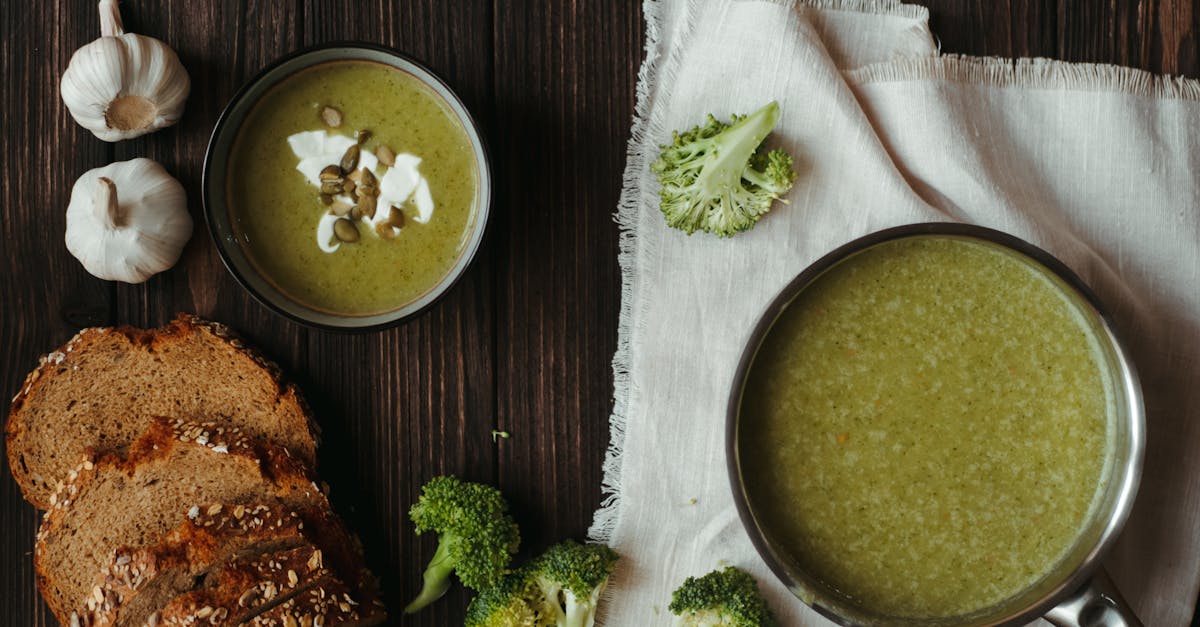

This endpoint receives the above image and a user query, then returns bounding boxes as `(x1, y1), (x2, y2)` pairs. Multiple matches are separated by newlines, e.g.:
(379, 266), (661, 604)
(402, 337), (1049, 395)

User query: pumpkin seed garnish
(333, 218), (359, 242)
(320, 180), (343, 195)
(356, 193), (375, 219)
(320, 106), (342, 128)
(377, 145), (396, 167)
(359, 168), (377, 190)
(330, 201), (352, 216)
(387, 206), (404, 228)
(375, 222), (397, 240)
(318, 165), (343, 182)
(339, 144), (360, 174)
(343, 178), (357, 199)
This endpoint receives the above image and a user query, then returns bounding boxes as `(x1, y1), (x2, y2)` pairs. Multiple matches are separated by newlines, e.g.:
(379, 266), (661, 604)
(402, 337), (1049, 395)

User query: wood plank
(489, 0), (641, 554)
(0, 1), (115, 624)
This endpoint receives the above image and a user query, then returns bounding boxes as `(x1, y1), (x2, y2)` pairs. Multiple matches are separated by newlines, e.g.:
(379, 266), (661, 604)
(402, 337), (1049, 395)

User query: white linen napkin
(590, 1), (1200, 625)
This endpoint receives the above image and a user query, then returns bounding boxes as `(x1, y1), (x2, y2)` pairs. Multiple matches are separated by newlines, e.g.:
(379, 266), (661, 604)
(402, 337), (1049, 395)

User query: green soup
(740, 236), (1113, 619)
(228, 60), (478, 315)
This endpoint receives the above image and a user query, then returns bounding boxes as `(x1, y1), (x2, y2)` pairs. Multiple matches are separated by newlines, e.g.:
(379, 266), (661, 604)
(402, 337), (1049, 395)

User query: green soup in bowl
(728, 224), (1144, 626)
(204, 45), (490, 330)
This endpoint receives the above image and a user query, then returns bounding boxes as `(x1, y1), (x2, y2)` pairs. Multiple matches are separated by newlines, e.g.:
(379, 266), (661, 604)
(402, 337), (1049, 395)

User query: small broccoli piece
(465, 540), (620, 627)
(651, 101), (797, 238)
(405, 475), (521, 614)
(464, 566), (550, 627)
(669, 566), (778, 627)
(530, 540), (620, 627)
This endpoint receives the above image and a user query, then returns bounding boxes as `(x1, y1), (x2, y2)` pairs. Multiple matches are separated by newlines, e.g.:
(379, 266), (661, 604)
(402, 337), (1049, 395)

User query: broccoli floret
(404, 475), (521, 614)
(669, 566), (778, 627)
(651, 101), (797, 237)
(464, 566), (550, 627)
(530, 540), (620, 627)
(465, 540), (620, 627)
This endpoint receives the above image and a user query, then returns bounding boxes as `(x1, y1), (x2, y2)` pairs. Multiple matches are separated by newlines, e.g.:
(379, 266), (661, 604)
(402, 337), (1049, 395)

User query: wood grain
(0, 1), (1195, 625)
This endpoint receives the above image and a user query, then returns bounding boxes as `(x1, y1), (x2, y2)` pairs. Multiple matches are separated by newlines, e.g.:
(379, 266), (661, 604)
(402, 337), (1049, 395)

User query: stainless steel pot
(726, 223), (1145, 626)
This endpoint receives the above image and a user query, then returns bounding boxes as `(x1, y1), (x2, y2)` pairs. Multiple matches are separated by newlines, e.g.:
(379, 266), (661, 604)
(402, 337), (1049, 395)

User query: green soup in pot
(227, 60), (478, 316)
(739, 236), (1114, 619)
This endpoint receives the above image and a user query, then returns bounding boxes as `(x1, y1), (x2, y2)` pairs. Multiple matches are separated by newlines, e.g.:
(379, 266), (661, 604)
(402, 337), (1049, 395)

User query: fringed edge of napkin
(588, 0), (671, 546)
(847, 54), (1200, 99)
(792, 0), (928, 19)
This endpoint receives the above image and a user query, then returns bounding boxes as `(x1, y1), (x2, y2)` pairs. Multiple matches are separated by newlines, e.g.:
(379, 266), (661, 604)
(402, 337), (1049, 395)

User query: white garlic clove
(65, 158), (192, 283)
(60, 0), (191, 142)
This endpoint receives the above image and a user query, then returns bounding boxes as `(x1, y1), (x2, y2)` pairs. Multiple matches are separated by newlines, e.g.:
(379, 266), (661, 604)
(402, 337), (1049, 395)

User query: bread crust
(6, 313), (321, 509)
(85, 504), (309, 627)
(35, 418), (327, 624)
(152, 544), (331, 627)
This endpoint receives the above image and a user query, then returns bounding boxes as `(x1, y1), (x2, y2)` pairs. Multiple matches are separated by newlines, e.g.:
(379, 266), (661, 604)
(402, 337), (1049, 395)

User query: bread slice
(151, 544), (332, 626)
(245, 573), (388, 627)
(6, 314), (320, 509)
(84, 504), (314, 627)
(35, 417), (328, 624)
(84, 503), (374, 627)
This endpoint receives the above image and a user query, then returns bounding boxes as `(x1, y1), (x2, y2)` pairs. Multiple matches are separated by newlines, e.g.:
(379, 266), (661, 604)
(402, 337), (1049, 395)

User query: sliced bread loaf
(151, 544), (332, 626)
(7, 314), (320, 508)
(35, 417), (328, 624)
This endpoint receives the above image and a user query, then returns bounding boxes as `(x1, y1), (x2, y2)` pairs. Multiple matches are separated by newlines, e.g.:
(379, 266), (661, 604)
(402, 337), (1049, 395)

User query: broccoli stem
(404, 534), (457, 614)
(693, 102), (780, 197)
(563, 592), (596, 627)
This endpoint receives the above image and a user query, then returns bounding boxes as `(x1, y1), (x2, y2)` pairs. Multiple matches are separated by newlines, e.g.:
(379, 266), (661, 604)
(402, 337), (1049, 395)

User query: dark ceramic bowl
(203, 43), (491, 331)
(727, 223), (1145, 626)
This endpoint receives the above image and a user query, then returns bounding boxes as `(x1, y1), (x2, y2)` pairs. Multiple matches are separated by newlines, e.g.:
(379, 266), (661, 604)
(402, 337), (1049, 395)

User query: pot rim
(725, 222), (1145, 626)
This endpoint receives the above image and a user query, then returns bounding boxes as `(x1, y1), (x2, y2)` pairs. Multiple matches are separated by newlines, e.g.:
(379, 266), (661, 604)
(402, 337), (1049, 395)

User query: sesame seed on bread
(6, 313), (320, 509)
(84, 504), (315, 627)
(245, 571), (388, 627)
(35, 417), (328, 624)
(151, 544), (332, 626)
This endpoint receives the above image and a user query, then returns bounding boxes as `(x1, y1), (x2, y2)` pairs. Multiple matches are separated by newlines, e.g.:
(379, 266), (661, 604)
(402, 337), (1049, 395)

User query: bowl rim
(201, 41), (493, 333)
(724, 222), (1145, 626)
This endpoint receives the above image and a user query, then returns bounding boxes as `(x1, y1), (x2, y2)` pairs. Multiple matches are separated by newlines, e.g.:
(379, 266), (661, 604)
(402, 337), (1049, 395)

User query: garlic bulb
(60, 0), (190, 142)
(65, 158), (192, 283)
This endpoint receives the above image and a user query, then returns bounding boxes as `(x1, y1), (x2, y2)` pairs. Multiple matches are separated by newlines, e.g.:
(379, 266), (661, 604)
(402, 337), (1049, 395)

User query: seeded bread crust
(85, 504), (313, 627)
(246, 573), (388, 627)
(152, 544), (331, 627)
(35, 418), (328, 624)
(6, 313), (322, 509)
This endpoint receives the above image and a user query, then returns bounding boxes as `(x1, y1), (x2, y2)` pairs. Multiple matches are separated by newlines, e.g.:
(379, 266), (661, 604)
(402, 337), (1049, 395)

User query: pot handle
(1044, 567), (1143, 627)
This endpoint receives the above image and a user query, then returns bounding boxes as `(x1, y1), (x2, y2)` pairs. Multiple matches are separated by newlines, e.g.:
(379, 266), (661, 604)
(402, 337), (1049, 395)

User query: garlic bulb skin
(65, 158), (192, 283)
(60, 0), (190, 142)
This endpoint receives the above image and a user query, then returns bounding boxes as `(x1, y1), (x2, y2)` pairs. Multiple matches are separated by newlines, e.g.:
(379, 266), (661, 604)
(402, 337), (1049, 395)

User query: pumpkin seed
(320, 106), (342, 128)
(347, 169), (363, 183)
(320, 180), (343, 195)
(333, 218), (359, 242)
(356, 194), (375, 219)
(387, 206), (404, 228)
(377, 145), (396, 167)
(339, 144), (360, 173)
(329, 201), (352, 216)
(342, 178), (357, 198)
(318, 165), (343, 182)
(375, 222), (396, 240)
(359, 167), (377, 189)
(319, 193), (333, 206)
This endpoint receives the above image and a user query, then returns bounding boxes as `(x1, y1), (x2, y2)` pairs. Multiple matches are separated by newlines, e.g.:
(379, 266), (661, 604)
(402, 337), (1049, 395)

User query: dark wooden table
(1, 2), (1197, 625)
